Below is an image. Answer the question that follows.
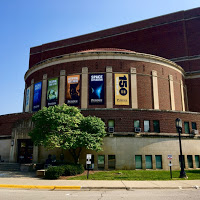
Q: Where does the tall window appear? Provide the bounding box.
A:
[153,120,160,133]
[145,155,152,169]
[184,122,190,134]
[192,122,197,130]
[187,155,193,168]
[155,155,162,169]
[135,155,142,169]
[98,155,105,170]
[195,155,200,168]
[108,155,116,169]
[134,120,140,128]
[144,120,150,132]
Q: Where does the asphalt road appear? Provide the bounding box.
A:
[1,188,200,200]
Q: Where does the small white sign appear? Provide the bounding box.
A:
[86,161,91,165]
[168,163,173,167]
[168,155,172,159]
[86,154,92,160]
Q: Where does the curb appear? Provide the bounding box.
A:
[81,186,194,190]
[0,184,81,190]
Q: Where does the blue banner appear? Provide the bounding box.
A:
[89,74,104,105]
[33,81,42,111]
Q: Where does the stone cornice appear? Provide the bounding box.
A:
[25,51,185,81]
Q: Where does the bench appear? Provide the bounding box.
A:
[36,169,46,177]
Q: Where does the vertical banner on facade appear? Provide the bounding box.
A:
[66,75,80,105]
[47,78,58,107]
[25,87,30,112]
[115,74,129,105]
[32,82,42,111]
[89,74,104,105]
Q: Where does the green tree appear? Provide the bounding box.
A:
[29,104,106,164]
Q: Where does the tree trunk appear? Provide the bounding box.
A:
[69,147,82,164]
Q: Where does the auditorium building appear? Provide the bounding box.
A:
[1,7,200,170]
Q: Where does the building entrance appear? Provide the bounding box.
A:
[17,139,33,163]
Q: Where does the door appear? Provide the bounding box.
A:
[17,139,33,163]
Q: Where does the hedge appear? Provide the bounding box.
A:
[44,164,84,179]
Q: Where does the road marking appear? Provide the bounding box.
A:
[0,184,81,190]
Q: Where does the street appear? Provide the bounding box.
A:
[1,188,200,200]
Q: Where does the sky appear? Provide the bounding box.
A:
[0,0,199,115]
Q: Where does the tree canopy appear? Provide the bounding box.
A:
[29,104,106,163]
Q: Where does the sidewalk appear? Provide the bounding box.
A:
[0,171,200,190]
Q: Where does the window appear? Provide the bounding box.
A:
[98,155,105,170]
[134,120,140,128]
[108,120,114,128]
[184,122,190,134]
[145,155,152,169]
[108,155,116,169]
[135,155,142,169]
[153,120,160,133]
[195,155,200,168]
[155,155,162,169]
[179,155,185,168]
[144,120,150,132]
[192,122,197,130]
[187,155,193,168]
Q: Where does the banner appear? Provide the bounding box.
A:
[47,78,58,107]
[89,74,104,105]
[33,81,42,111]
[115,74,129,105]
[66,75,80,105]
[25,87,30,112]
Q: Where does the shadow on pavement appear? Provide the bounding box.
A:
[0,171,37,178]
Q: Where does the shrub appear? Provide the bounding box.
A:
[45,166,64,179]
[62,164,84,176]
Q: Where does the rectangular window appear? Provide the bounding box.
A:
[98,155,105,170]
[108,155,116,169]
[155,155,162,169]
[187,155,193,168]
[179,155,185,168]
[145,155,152,169]
[108,120,114,128]
[184,122,190,134]
[192,122,197,130]
[134,120,140,128]
[135,155,142,169]
[153,120,160,133]
[144,120,150,132]
[195,155,200,168]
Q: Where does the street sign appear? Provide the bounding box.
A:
[86,154,92,159]
[86,160,91,165]
[168,155,172,159]
[168,163,173,167]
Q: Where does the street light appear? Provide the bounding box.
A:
[175,118,187,178]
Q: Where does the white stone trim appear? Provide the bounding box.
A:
[25,51,185,80]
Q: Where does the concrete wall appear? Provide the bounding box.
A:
[35,136,200,171]
[0,139,11,162]
[78,137,200,170]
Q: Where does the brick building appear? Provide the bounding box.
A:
[1,7,200,170]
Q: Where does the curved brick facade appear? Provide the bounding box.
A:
[24,49,186,112]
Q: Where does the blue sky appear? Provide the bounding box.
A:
[0,0,199,115]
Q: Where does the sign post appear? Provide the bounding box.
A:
[86,154,92,179]
[168,155,173,179]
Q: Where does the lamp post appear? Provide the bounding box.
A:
[175,118,187,178]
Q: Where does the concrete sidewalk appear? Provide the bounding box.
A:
[0,171,200,190]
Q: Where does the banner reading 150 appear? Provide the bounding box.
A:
[115,74,129,105]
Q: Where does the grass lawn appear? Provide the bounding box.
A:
[68,170,200,180]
